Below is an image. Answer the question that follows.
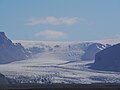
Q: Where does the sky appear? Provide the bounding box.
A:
[0,0,120,41]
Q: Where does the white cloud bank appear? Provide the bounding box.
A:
[35,30,67,39]
[25,16,80,26]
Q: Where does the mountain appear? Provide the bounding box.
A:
[91,43,120,72]
[81,43,111,60]
[14,40,110,61]
[0,32,29,64]
[0,33,109,64]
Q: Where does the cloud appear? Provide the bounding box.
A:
[35,30,67,39]
[25,16,80,26]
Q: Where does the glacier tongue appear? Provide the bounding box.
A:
[1,36,119,84]
[0,55,120,84]
[0,48,120,84]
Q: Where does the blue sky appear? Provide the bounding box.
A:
[0,0,120,41]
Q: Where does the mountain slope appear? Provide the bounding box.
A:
[0,32,29,64]
[81,43,111,60]
[91,43,120,72]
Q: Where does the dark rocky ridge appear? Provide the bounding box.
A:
[91,43,120,72]
[0,32,29,64]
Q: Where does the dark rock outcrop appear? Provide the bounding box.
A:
[0,73,9,84]
[0,73,17,84]
[27,47,45,55]
[91,43,120,72]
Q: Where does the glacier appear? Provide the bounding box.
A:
[0,40,120,84]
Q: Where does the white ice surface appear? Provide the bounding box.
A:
[0,40,120,84]
[0,52,120,84]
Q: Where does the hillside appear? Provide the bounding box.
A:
[91,43,120,72]
[0,32,29,64]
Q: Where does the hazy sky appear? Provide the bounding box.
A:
[0,0,120,41]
